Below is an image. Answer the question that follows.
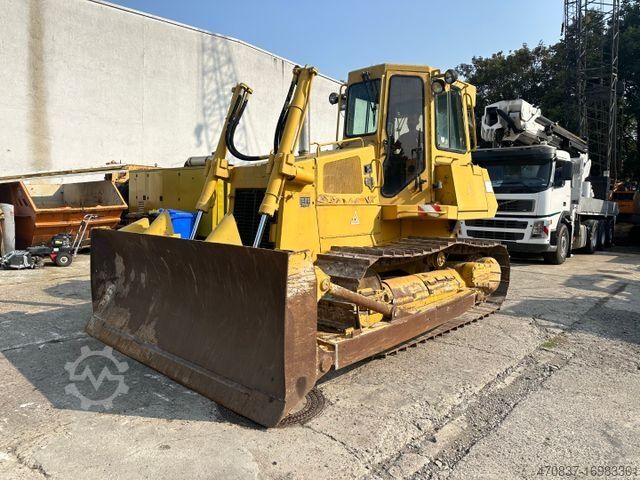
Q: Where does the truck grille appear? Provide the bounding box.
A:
[232,189,275,248]
[466,230,525,241]
[497,199,534,212]
[465,219,528,229]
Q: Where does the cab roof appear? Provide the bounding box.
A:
[347,64,441,83]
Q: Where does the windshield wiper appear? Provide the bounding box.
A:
[361,72,378,114]
[500,181,529,187]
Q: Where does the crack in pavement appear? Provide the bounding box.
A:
[302,423,370,473]
[368,282,630,479]
[366,344,572,480]
[0,333,88,353]
[10,448,51,478]
[434,339,515,360]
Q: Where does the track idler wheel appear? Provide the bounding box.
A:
[450,257,501,298]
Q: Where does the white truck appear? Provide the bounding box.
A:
[460,99,618,264]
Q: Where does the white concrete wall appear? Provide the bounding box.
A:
[0,0,342,176]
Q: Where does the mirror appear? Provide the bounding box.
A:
[561,161,574,181]
[553,161,573,188]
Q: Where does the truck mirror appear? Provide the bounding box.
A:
[553,161,573,188]
[561,161,574,181]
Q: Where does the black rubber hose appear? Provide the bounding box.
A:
[225,95,269,162]
[273,76,298,153]
[273,107,289,154]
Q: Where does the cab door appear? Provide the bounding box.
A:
[432,83,489,214]
[380,73,431,204]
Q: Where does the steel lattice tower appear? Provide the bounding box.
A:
[563,0,620,179]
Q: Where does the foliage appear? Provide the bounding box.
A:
[620,0,640,178]
[458,0,640,180]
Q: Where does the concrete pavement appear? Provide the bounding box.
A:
[0,247,638,479]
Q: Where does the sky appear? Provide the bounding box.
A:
[109,0,564,80]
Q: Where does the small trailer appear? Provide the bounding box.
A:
[460,99,618,264]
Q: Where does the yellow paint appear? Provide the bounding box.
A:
[128,167,226,237]
[434,163,495,218]
[126,64,497,258]
[120,210,177,237]
[260,67,318,217]
[193,64,498,275]
[119,217,149,234]
[451,257,501,296]
[120,64,502,327]
[205,214,242,245]
[382,268,467,314]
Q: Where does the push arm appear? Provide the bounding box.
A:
[252,66,317,247]
[189,84,253,239]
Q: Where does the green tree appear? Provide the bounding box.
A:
[458,1,640,180]
[458,43,560,127]
[620,0,640,178]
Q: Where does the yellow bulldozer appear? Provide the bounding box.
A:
[87,64,510,427]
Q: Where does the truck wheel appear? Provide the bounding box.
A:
[544,223,569,265]
[54,252,73,267]
[584,221,598,254]
[596,220,607,250]
[604,219,614,248]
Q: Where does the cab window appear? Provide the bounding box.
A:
[435,87,467,152]
[382,75,425,197]
[345,79,380,137]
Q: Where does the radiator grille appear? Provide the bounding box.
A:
[465,219,528,229]
[232,189,275,248]
[466,230,525,241]
[497,199,535,212]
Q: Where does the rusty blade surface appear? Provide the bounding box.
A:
[86,229,318,427]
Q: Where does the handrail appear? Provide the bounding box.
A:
[464,91,477,151]
[311,137,365,155]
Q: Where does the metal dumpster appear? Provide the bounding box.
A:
[0,180,127,248]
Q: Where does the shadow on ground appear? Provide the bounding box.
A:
[2,248,639,429]
[1,279,232,424]
[503,249,640,346]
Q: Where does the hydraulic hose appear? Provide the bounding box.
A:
[225,93,269,162]
[225,71,298,161]
[273,74,298,153]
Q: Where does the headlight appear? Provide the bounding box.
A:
[444,69,459,84]
[531,220,546,237]
[431,79,445,95]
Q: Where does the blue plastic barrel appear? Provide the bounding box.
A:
[159,209,197,239]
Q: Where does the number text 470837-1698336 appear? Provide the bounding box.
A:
[537,465,639,477]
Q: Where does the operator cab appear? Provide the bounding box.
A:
[382,76,426,196]
[339,64,475,200]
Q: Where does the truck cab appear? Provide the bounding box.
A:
[459,99,618,264]
[460,145,574,255]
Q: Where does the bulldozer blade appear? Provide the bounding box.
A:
[86,229,318,427]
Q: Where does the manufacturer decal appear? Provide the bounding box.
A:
[299,196,311,207]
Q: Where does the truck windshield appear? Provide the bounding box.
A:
[345,79,380,137]
[476,159,553,193]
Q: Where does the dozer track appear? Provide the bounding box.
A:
[273,238,510,427]
[313,238,510,370]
